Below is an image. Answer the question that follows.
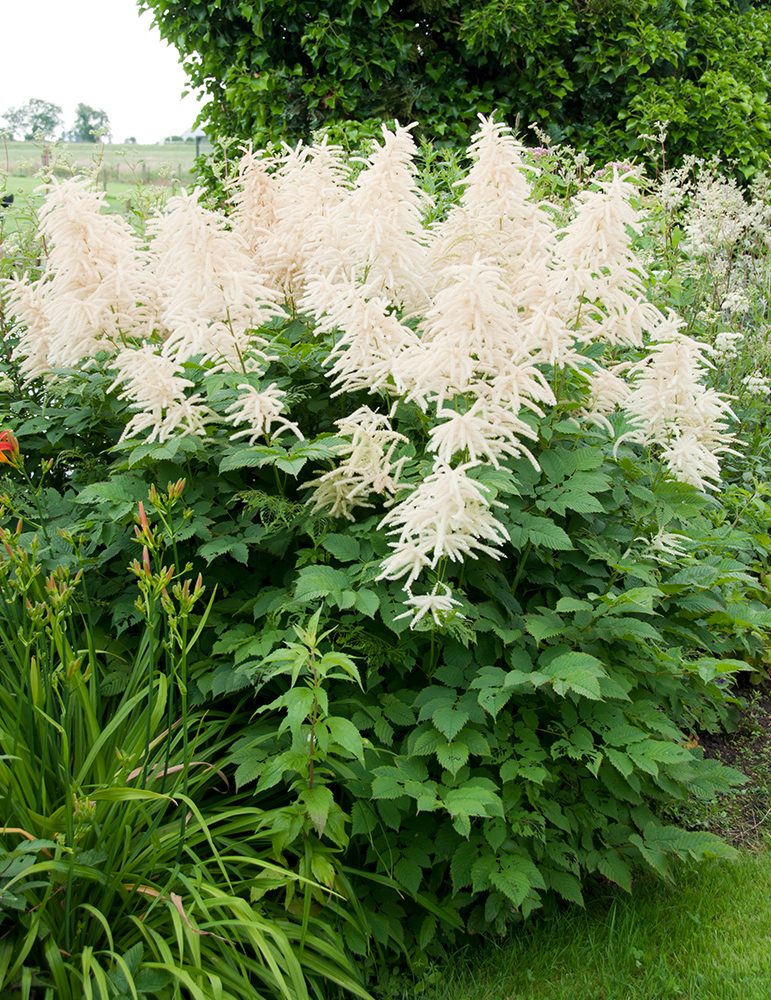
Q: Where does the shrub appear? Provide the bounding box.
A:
[0,119,760,972]
[142,0,771,177]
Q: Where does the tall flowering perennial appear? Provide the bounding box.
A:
[5,179,160,378]
[3,116,738,615]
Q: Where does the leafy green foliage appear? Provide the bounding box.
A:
[0,132,766,982]
[0,516,370,999]
[142,0,771,175]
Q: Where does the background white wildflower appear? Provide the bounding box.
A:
[742,370,771,396]
[713,331,744,360]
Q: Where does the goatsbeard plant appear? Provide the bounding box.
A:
[1,117,753,956]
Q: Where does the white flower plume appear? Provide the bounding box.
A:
[109,344,212,443]
[226,383,303,444]
[148,188,282,370]
[377,462,509,588]
[6,178,160,377]
[304,406,408,520]
[393,581,465,629]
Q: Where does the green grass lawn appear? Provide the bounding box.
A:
[409,851,771,1000]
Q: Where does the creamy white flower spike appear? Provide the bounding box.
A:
[6,178,160,377]
[228,146,278,254]
[398,254,535,409]
[304,406,408,520]
[640,529,690,563]
[620,315,735,489]
[426,115,554,281]
[393,581,465,628]
[242,139,351,302]
[109,345,213,443]
[301,272,420,396]
[428,399,538,469]
[309,122,431,312]
[377,462,509,588]
[226,383,303,444]
[148,188,282,370]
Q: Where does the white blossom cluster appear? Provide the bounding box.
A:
[712,331,744,361]
[742,370,771,397]
[5,116,741,614]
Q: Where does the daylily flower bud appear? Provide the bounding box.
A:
[0,430,22,470]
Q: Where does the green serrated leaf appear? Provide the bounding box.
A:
[371,773,405,800]
[450,840,478,890]
[326,716,365,759]
[354,589,380,616]
[546,869,584,904]
[219,445,286,472]
[300,785,334,836]
[525,612,565,643]
[418,913,437,950]
[432,704,469,741]
[541,651,606,700]
[294,565,351,601]
[519,513,573,550]
[322,534,361,562]
[394,856,423,895]
[596,849,632,891]
[436,739,470,776]
[198,536,249,565]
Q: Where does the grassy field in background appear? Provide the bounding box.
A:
[0,139,203,185]
[0,141,208,231]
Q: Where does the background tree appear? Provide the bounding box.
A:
[1,98,63,140]
[71,103,112,143]
[139,0,771,177]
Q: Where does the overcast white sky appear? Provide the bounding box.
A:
[1,0,206,144]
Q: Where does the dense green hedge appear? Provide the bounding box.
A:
[142,0,771,177]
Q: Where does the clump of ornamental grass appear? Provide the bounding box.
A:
[0,116,764,967]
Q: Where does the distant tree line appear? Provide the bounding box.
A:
[1,99,111,143]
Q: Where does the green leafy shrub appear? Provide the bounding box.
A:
[0,120,761,974]
[142,0,771,177]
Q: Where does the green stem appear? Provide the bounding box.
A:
[20,468,51,544]
[140,598,157,791]
[510,541,532,595]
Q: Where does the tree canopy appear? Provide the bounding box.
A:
[1,98,63,141]
[71,104,111,143]
[140,0,771,176]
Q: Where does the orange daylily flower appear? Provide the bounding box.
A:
[0,431,22,470]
